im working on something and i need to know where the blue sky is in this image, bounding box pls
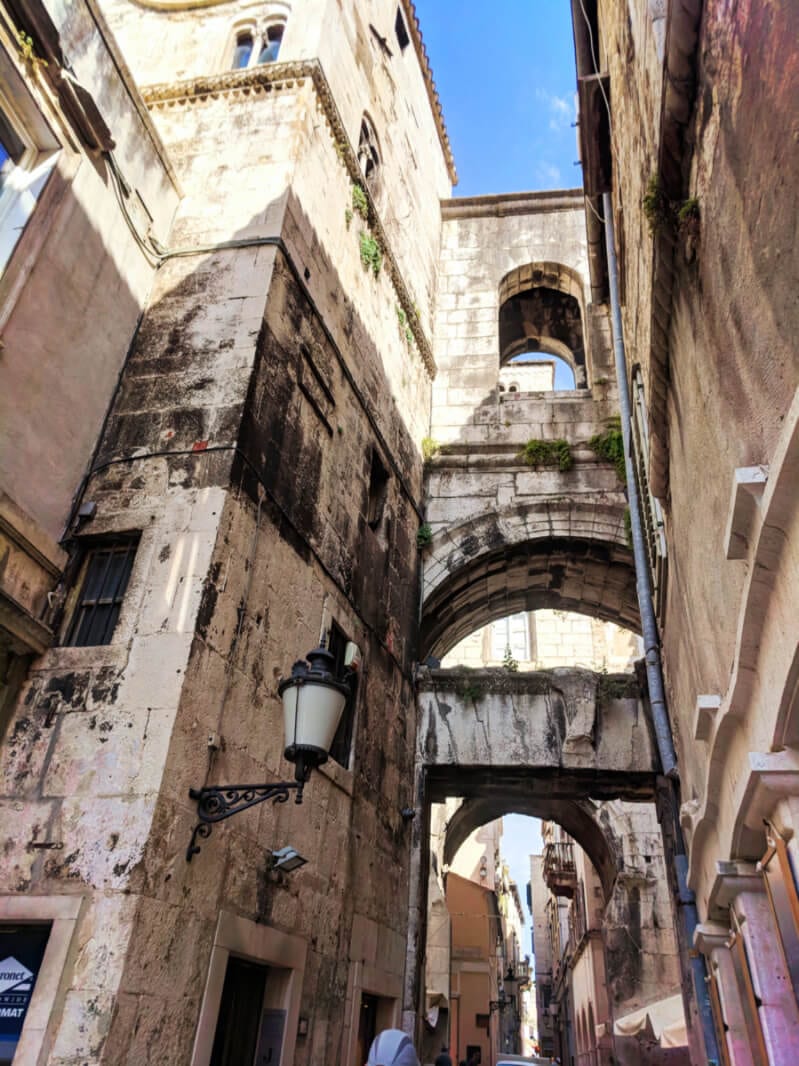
[414,0,580,196]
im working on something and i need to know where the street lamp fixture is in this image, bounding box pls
[186,642,353,861]
[489,966,519,1014]
[269,845,307,873]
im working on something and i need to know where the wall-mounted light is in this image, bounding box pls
[270,846,307,873]
[186,642,355,860]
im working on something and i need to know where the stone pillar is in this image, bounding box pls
[734,888,799,1065]
[694,923,755,1066]
[401,759,427,1039]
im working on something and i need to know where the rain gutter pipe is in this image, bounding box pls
[602,191,721,1066]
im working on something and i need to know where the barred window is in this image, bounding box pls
[631,368,668,617]
[66,538,138,647]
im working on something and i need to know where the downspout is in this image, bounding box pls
[602,191,721,1066]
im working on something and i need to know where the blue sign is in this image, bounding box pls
[0,925,50,1065]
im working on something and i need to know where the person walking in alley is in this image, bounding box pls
[434,1047,453,1066]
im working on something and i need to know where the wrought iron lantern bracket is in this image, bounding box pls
[186,780,304,861]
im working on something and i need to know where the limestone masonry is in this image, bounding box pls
[0,2,796,1065]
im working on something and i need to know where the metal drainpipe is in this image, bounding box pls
[602,191,720,1066]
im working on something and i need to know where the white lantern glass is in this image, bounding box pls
[282,679,347,756]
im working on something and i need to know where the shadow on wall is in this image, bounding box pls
[8,188,431,1062]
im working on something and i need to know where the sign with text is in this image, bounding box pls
[0,926,50,1064]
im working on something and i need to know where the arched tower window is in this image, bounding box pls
[257,23,284,64]
[357,115,381,199]
[232,32,254,69]
[497,262,588,389]
[228,16,287,71]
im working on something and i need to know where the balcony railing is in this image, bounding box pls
[543,841,577,897]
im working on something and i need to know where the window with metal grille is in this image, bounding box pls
[66,538,138,647]
[327,620,358,768]
[631,368,668,618]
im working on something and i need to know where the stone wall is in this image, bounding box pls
[595,0,799,911]
[417,667,655,777]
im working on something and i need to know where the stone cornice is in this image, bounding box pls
[441,189,584,221]
[142,60,437,378]
[398,0,456,185]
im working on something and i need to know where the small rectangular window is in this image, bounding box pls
[327,620,358,768]
[366,449,389,531]
[66,538,138,647]
[395,7,410,50]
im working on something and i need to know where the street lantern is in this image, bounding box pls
[503,965,519,1005]
[186,642,353,861]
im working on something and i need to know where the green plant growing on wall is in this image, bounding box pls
[17,31,46,67]
[461,680,483,702]
[642,174,672,235]
[344,207,353,229]
[359,232,382,277]
[396,305,414,347]
[502,645,519,672]
[352,183,369,221]
[519,438,573,472]
[421,436,440,462]
[416,522,433,548]
[589,416,626,482]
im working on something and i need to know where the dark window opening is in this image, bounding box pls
[258,24,284,64]
[0,923,51,1066]
[356,992,379,1066]
[366,449,389,531]
[327,620,358,768]
[475,1013,490,1031]
[358,117,381,197]
[395,7,410,50]
[466,1046,482,1064]
[66,538,138,647]
[232,32,254,69]
[210,956,267,1066]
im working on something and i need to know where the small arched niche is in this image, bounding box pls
[498,262,587,388]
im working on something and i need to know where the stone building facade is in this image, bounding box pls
[0,1,449,1063]
[0,0,796,1064]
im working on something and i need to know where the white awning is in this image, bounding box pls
[612,993,688,1047]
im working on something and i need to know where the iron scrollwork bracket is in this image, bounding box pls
[186,781,303,861]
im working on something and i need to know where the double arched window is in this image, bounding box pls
[357,114,381,199]
[230,20,285,70]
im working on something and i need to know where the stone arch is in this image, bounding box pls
[498,261,588,386]
[421,531,638,659]
[442,795,621,902]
